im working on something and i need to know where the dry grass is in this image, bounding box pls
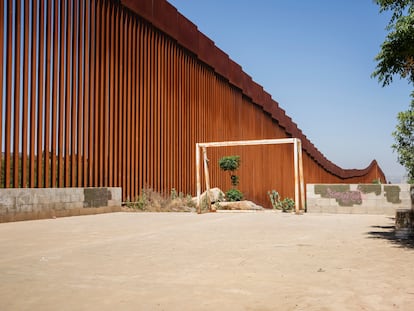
[122,187,197,212]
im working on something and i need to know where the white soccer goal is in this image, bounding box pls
[195,138,305,214]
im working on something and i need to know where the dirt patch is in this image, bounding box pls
[1,213,413,310]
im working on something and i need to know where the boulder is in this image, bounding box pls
[217,200,264,211]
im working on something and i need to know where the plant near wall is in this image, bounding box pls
[267,190,295,212]
[219,155,243,201]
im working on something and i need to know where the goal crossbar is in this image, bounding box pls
[196,138,305,214]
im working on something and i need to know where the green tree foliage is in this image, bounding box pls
[372,0,414,86]
[219,155,243,201]
[218,155,241,187]
[373,1,414,182]
[391,98,414,182]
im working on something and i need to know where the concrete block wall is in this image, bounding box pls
[307,184,413,215]
[0,188,122,223]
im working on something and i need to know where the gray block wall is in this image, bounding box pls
[0,187,122,223]
[306,184,413,215]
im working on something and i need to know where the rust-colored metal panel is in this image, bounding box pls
[20,0,29,188]
[77,0,84,187]
[5,0,13,188]
[152,0,178,40]
[65,0,72,187]
[0,0,386,200]
[44,0,52,188]
[176,12,198,54]
[94,0,100,186]
[36,0,45,188]
[88,0,96,186]
[0,0,3,187]
[29,0,38,188]
[126,14,132,197]
[198,32,215,68]
[121,10,127,198]
[51,0,59,188]
[113,5,120,187]
[99,2,109,186]
[83,0,90,186]
[58,0,66,187]
[121,0,153,22]
[130,16,137,198]
[71,0,78,187]
[12,0,21,188]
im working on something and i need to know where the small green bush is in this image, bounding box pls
[219,155,241,172]
[226,189,243,201]
[267,190,295,212]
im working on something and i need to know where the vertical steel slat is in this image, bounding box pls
[108,2,115,187]
[117,9,123,189]
[137,20,143,194]
[143,25,149,189]
[160,35,165,193]
[64,0,72,187]
[154,33,159,192]
[77,0,84,187]
[99,0,106,186]
[163,36,168,193]
[29,0,38,187]
[157,32,162,192]
[5,0,13,187]
[148,28,154,189]
[58,0,66,187]
[134,18,140,198]
[82,0,89,185]
[43,0,52,188]
[0,0,3,187]
[51,0,59,188]
[122,12,127,198]
[12,0,21,187]
[118,9,123,195]
[130,17,136,198]
[21,0,29,188]
[93,0,100,186]
[126,15,132,198]
[103,2,110,187]
[113,5,119,187]
[88,0,95,186]
[71,0,78,187]
[171,44,177,190]
[36,0,45,188]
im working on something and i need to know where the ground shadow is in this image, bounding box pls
[366,218,414,249]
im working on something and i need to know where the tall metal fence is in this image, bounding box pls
[0,0,385,206]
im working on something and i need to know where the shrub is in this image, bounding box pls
[219,155,243,201]
[267,190,295,212]
[226,189,243,202]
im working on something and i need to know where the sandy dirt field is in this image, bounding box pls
[0,212,413,311]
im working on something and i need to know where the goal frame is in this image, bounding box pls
[196,138,305,214]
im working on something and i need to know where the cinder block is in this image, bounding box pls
[362,199,377,208]
[351,206,367,214]
[306,205,321,213]
[306,184,315,193]
[109,188,122,201]
[337,206,351,214]
[0,196,15,207]
[321,206,337,214]
[306,198,317,207]
[19,204,33,213]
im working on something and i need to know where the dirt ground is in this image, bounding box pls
[1,211,413,311]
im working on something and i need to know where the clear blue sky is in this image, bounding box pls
[168,0,413,183]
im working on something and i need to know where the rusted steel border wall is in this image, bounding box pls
[0,0,385,206]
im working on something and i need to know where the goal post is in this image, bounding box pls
[196,138,305,214]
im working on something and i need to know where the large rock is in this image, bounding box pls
[192,188,225,209]
[200,188,225,204]
[217,200,264,211]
